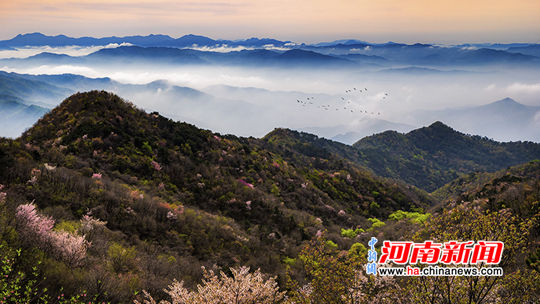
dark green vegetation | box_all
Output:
[0,91,432,302]
[354,122,540,191]
[266,122,540,192]
[433,159,540,217]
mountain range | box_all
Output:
[0,91,434,300]
[0,32,292,49]
[0,91,538,301]
[259,120,540,192]
[1,33,540,67]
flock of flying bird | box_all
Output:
[296,87,389,116]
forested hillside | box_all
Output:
[0,91,432,301]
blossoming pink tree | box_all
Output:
[15,203,90,267]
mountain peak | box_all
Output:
[427,121,453,130]
[493,97,519,105]
[481,97,530,111]
[17,32,47,38]
[22,91,144,143]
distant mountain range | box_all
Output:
[1,33,540,67]
[0,45,356,68]
[0,32,292,49]
[0,94,48,137]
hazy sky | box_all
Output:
[1,0,540,43]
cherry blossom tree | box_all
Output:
[135,266,285,304]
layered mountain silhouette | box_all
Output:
[0,32,292,49]
[1,33,539,67]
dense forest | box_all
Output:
[0,91,538,303]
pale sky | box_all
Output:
[1,0,540,43]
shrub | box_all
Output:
[366,218,385,231]
[107,242,137,273]
[340,228,364,238]
[388,210,431,224]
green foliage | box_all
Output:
[282,256,296,266]
[366,217,385,230]
[289,238,363,304]
[348,242,367,257]
[388,209,431,224]
[324,240,338,250]
[107,242,137,273]
[526,247,540,272]
[369,201,380,209]
[406,205,538,303]
[54,220,81,234]
[353,122,540,191]
[0,245,98,303]
[340,228,363,238]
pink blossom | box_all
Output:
[238,179,254,189]
[166,211,177,220]
[92,173,102,179]
[16,204,54,243]
[136,266,285,304]
[16,203,89,267]
[151,160,162,171]
[245,200,252,210]
[324,204,335,211]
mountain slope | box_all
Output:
[433,159,540,215]
[353,121,540,191]
[0,71,70,104]
[0,91,433,301]
[260,123,540,192]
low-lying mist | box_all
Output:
[1,49,539,143]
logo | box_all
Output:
[367,239,504,277]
